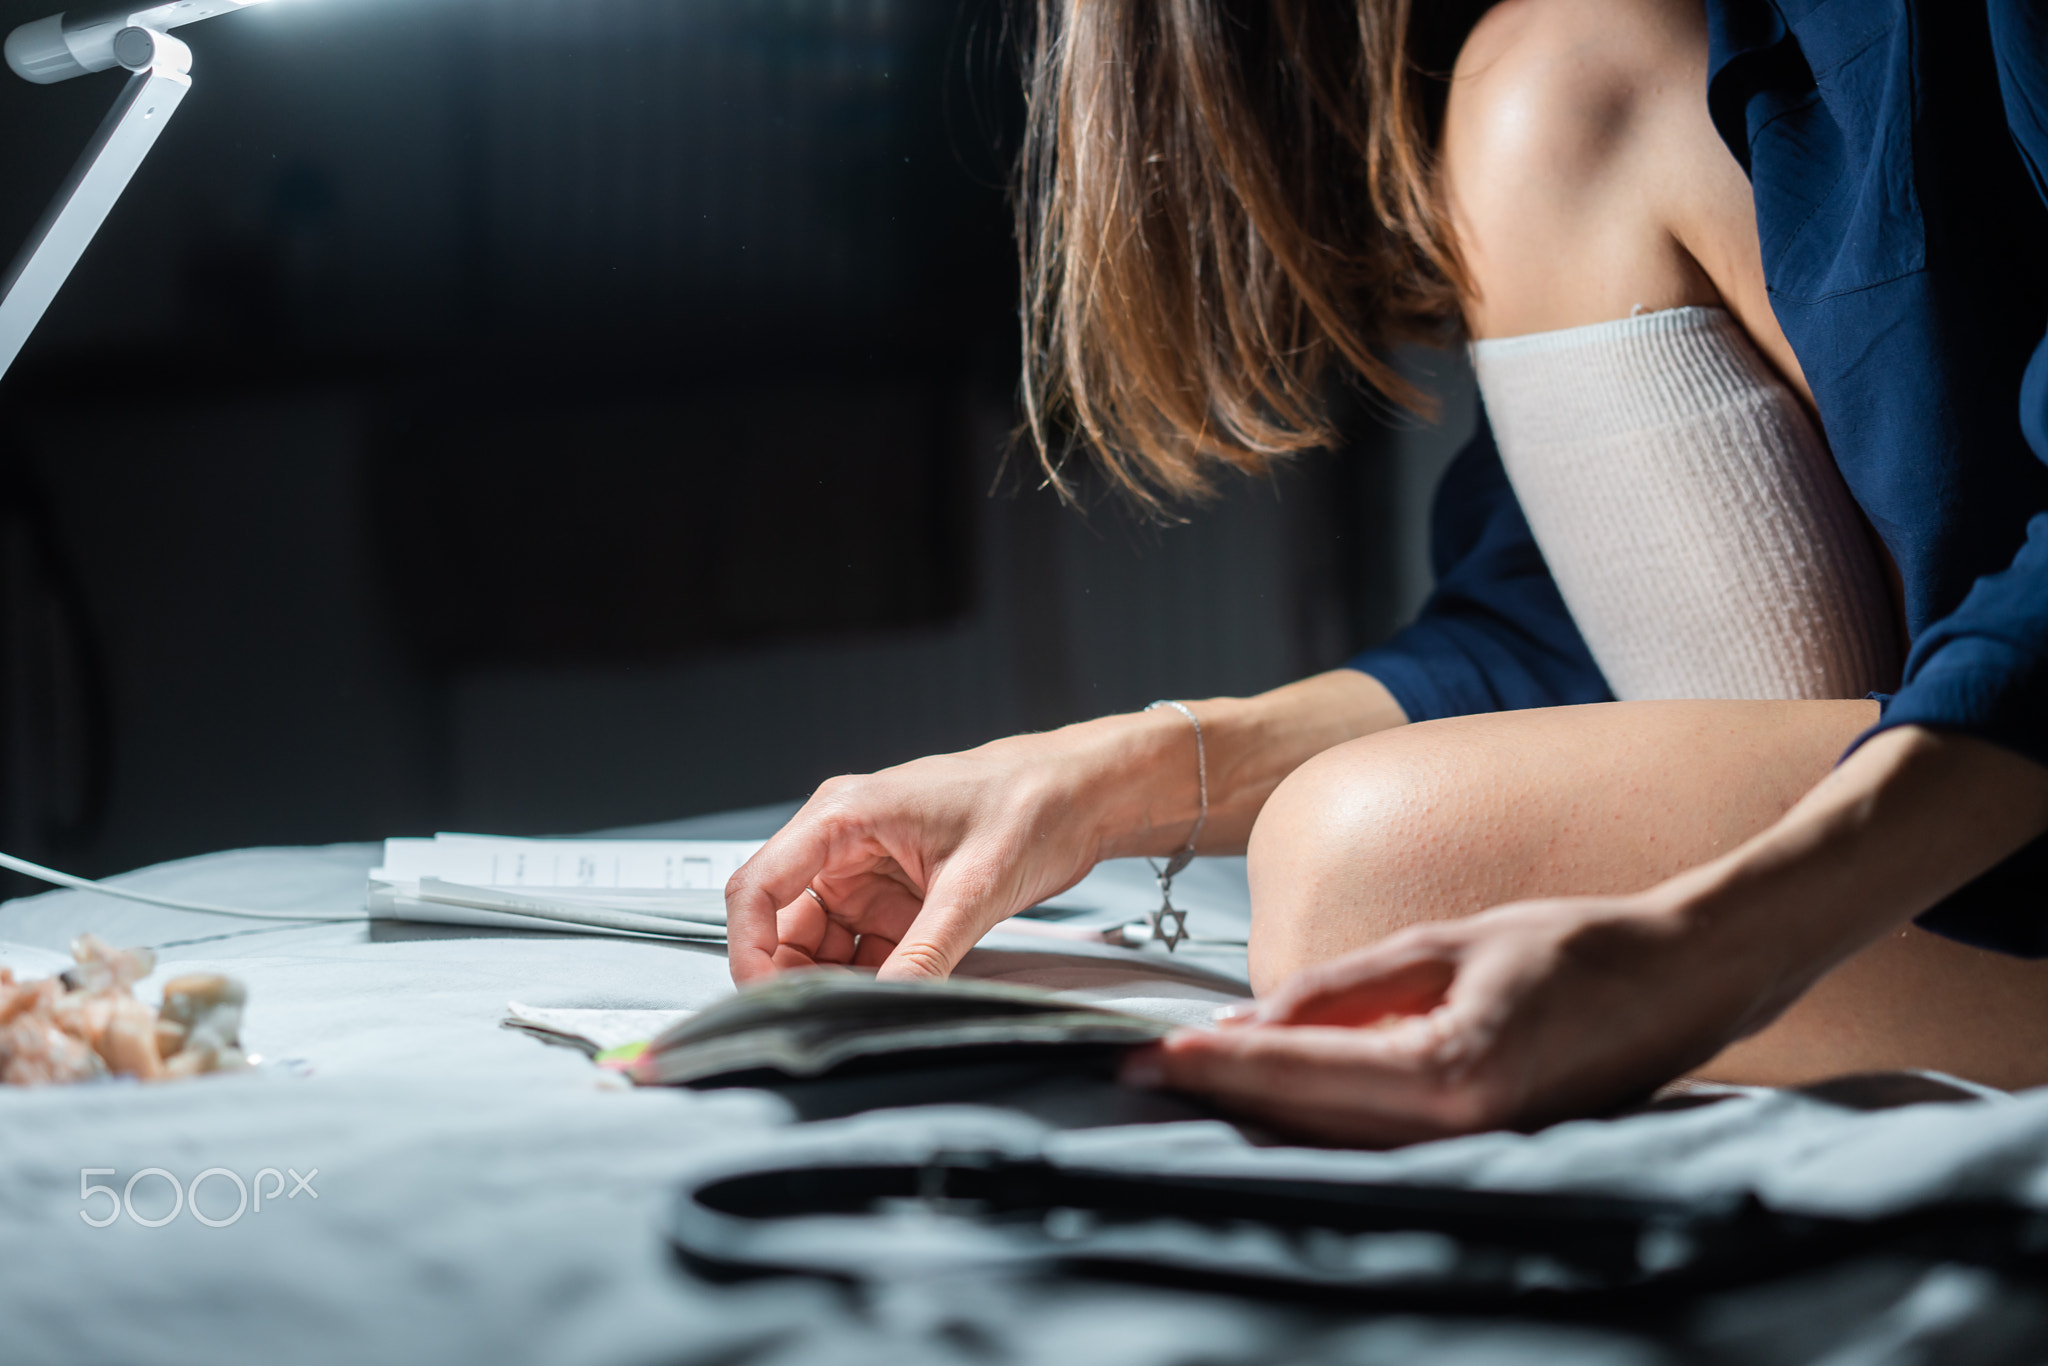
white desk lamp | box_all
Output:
[0,0,269,380]
[0,0,347,922]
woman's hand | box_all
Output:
[1126,893,1760,1146]
[722,731,1133,983]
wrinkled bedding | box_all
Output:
[2,804,2045,1365]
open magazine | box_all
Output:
[503,975,1172,1086]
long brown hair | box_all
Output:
[1017,0,1474,508]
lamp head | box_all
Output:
[6,0,268,84]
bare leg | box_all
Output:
[1246,700,2048,1090]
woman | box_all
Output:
[725,0,2048,1144]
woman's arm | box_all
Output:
[722,669,1405,983]
[1132,724,2048,1144]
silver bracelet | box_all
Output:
[1141,699,1207,950]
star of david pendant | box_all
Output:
[1146,848,1195,952]
[1147,903,1188,951]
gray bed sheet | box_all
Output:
[2,805,2046,1365]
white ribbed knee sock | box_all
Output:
[1471,306,1899,702]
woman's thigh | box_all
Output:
[1246,699,2048,1089]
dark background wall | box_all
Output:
[0,0,1474,883]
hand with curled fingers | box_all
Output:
[1121,893,1784,1146]
[723,716,1196,984]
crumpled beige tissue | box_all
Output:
[0,934,248,1086]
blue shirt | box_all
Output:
[1351,0,2048,955]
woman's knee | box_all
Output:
[1245,728,1479,994]
[1244,700,1875,995]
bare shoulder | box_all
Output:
[1443,0,1728,337]
[1447,0,1697,183]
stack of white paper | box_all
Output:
[366,835,1200,950]
[367,834,765,941]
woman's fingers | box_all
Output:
[732,821,995,983]
[874,854,1011,981]
[811,870,923,940]
[1130,1017,1498,1144]
[815,915,859,965]
[774,893,828,958]
[751,874,923,973]
[873,901,993,980]
[724,781,935,980]
[722,746,1103,984]
[714,719,1134,986]
[726,806,843,983]
[769,941,824,971]
[1154,1021,1448,1105]
[1253,935,1462,1027]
